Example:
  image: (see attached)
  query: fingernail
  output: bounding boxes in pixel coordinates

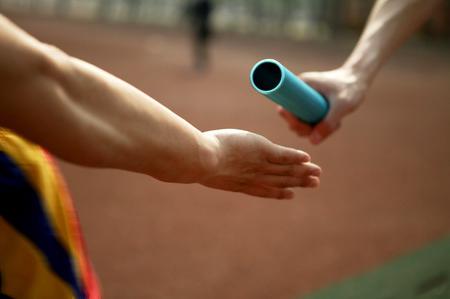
[298,151,311,161]
[310,178,320,188]
[310,132,322,144]
[312,167,322,176]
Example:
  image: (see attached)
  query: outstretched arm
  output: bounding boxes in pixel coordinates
[0,15,320,199]
[279,0,442,144]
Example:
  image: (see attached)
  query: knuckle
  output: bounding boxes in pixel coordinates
[298,179,310,187]
[277,190,286,199]
[285,165,297,176]
[279,155,289,164]
[232,178,249,192]
[276,179,291,188]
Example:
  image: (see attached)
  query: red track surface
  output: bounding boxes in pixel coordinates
[11,15,450,299]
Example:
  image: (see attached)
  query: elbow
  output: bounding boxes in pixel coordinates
[4,43,72,101]
[8,42,70,85]
[0,43,71,129]
[37,43,73,84]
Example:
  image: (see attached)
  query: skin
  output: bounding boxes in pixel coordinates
[279,0,443,144]
[0,15,321,200]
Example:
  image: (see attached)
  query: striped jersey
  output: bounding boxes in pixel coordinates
[0,129,100,299]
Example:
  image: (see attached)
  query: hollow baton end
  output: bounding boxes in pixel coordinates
[250,59,328,125]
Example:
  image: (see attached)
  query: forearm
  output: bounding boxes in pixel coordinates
[1,16,323,199]
[0,19,217,183]
[343,0,441,84]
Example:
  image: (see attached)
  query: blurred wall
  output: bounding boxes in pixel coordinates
[1,0,449,40]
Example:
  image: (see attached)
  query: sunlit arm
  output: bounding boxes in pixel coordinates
[343,0,442,84]
[0,15,321,199]
[280,0,442,144]
[0,15,219,183]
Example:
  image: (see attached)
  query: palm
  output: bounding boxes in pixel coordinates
[200,129,321,199]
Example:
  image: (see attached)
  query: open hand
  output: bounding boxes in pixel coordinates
[200,129,321,199]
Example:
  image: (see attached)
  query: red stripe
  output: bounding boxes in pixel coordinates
[43,151,101,299]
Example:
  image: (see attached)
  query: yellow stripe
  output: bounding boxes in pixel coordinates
[0,218,75,298]
[0,129,83,280]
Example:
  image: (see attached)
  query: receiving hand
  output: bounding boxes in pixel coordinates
[200,129,321,200]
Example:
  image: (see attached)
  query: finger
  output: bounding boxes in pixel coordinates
[254,174,318,188]
[264,162,321,177]
[307,176,320,188]
[266,146,311,165]
[242,185,295,200]
[308,98,344,144]
[309,120,341,144]
[277,106,313,136]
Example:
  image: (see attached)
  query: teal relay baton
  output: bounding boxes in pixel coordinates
[250,59,328,125]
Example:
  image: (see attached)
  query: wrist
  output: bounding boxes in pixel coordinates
[341,40,384,87]
[339,60,373,90]
[196,131,221,182]
[143,133,220,184]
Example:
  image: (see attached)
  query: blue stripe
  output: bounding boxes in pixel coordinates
[0,151,85,299]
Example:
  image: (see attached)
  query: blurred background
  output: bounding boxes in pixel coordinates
[1,0,449,39]
[2,1,450,299]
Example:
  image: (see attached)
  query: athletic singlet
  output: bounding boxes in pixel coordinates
[0,129,100,299]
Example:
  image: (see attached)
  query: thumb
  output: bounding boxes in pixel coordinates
[310,120,341,145]
[309,106,344,144]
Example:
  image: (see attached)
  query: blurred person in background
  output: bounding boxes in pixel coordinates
[0,14,320,299]
[124,0,144,21]
[185,0,214,71]
[278,0,444,144]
